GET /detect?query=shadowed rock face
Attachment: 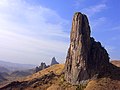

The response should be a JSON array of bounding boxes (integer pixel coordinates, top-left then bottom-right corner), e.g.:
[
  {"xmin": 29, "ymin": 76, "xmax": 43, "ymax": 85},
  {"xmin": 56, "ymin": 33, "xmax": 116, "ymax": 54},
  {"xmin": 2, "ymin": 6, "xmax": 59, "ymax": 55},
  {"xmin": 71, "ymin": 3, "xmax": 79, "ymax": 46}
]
[
  {"xmin": 64, "ymin": 12, "xmax": 109, "ymax": 85},
  {"xmin": 35, "ymin": 62, "xmax": 49, "ymax": 73},
  {"xmin": 51, "ymin": 57, "xmax": 59, "ymax": 66}
]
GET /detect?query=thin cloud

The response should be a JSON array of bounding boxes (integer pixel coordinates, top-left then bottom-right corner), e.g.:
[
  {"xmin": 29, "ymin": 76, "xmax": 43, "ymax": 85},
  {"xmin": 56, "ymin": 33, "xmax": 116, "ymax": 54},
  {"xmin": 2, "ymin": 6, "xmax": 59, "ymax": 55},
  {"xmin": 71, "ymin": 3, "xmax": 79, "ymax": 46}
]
[
  {"xmin": 82, "ymin": 4, "xmax": 107, "ymax": 16},
  {"xmin": 0, "ymin": 0, "xmax": 69, "ymax": 64},
  {"xmin": 111, "ymin": 26, "xmax": 120, "ymax": 31},
  {"xmin": 73, "ymin": 0, "xmax": 84, "ymax": 9},
  {"xmin": 90, "ymin": 17, "xmax": 106, "ymax": 31}
]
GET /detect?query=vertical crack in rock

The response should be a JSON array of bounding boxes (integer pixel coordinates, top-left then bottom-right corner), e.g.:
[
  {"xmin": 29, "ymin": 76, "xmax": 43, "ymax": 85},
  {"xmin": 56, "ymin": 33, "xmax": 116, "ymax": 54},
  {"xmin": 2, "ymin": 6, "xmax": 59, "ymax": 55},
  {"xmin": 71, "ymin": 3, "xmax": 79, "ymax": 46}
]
[{"xmin": 64, "ymin": 12, "xmax": 109, "ymax": 85}]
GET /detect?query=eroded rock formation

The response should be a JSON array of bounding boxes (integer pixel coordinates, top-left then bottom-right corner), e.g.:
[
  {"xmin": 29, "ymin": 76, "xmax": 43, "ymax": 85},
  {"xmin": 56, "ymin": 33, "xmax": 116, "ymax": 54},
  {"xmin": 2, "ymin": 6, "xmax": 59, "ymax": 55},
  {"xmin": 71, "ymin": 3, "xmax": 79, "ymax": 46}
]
[
  {"xmin": 51, "ymin": 57, "xmax": 59, "ymax": 66},
  {"xmin": 64, "ymin": 12, "xmax": 110, "ymax": 85},
  {"xmin": 35, "ymin": 62, "xmax": 49, "ymax": 72}
]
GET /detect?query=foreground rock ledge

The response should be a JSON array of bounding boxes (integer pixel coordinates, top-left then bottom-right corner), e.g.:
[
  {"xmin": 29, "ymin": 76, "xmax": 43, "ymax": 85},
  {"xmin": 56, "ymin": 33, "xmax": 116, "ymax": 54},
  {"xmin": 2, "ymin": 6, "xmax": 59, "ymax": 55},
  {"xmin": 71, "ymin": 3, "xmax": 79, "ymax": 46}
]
[{"xmin": 64, "ymin": 12, "xmax": 109, "ymax": 85}]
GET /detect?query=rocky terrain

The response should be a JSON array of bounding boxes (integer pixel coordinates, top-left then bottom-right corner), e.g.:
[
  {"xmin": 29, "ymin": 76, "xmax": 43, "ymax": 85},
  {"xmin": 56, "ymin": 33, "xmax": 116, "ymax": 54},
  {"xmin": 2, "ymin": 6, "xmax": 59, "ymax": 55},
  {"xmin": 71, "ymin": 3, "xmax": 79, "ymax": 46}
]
[
  {"xmin": 0, "ymin": 57, "xmax": 59, "ymax": 88},
  {"xmin": 35, "ymin": 62, "xmax": 49, "ymax": 73},
  {"xmin": 0, "ymin": 68, "xmax": 35, "ymax": 88},
  {"xmin": 0, "ymin": 61, "xmax": 35, "ymax": 88},
  {"xmin": 35, "ymin": 57, "xmax": 59, "ymax": 73},
  {"xmin": 1, "ymin": 63, "xmax": 120, "ymax": 90},
  {"xmin": 0, "ymin": 12, "xmax": 120, "ymax": 90},
  {"xmin": 0, "ymin": 64, "xmax": 65, "ymax": 90}
]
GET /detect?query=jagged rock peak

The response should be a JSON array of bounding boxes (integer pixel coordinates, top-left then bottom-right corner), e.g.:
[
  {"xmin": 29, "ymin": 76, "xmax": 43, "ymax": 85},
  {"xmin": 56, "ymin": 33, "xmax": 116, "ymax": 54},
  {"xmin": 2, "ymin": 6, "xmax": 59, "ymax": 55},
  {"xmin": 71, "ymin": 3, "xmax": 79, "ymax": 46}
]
[
  {"xmin": 35, "ymin": 62, "xmax": 48, "ymax": 72},
  {"xmin": 51, "ymin": 57, "xmax": 59, "ymax": 66},
  {"xmin": 64, "ymin": 12, "xmax": 109, "ymax": 85}
]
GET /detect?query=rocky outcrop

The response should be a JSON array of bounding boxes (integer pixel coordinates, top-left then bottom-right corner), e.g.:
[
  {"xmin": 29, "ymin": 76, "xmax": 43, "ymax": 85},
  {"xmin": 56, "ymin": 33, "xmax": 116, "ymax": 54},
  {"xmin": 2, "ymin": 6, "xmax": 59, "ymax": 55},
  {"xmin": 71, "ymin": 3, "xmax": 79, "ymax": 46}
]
[
  {"xmin": 35, "ymin": 57, "xmax": 59, "ymax": 73},
  {"xmin": 51, "ymin": 57, "xmax": 59, "ymax": 66},
  {"xmin": 64, "ymin": 12, "xmax": 110, "ymax": 85},
  {"xmin": 35, "ymin": 62, "xmax": 49, "ymax": 73}
]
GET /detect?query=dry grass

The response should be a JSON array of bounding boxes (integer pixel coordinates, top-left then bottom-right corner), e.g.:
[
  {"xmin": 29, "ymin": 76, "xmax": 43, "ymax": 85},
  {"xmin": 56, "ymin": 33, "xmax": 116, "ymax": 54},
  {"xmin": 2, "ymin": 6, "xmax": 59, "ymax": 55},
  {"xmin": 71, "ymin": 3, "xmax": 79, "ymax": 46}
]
[
  {"xmin": 84, "ymin": 61, "xmax": 120, "ymax": 90},
  {"xmin": 1, "ymin": 63, "xmax": 120, "ymax": 90},
  {"xmin": 25, "ymin": 64, "xmax": 64, "ymax": 81},
  {"xmin": 22, "ymin": 63, "xmax": 120, "ymax": 90},
  {"xmin": 85, "ymin": 78, "xmax": 120, "ymax": 90},
  {"xmin": 111, "ymin": 60, "xmax": 120, "ymax": 67},
  {"xmin": 0, "ymin": 64, "xmax": 65, "ymax": 90}
]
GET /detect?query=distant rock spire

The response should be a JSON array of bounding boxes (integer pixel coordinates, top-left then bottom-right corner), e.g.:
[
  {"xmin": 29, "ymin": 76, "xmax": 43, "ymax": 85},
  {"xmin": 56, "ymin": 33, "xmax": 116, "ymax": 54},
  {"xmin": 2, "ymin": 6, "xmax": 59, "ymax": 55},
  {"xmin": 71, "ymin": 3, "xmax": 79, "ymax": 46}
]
[
  {"xmin": 64, "ymin": 12, "xmax": 109, "ymax": 85},
  {"xmin": 35, "ymin": 62, "xmax": 49, "ymax": 72},
  {"xmin": 51, "ymin": 57, "xmax": 59, "ymax": 66}
]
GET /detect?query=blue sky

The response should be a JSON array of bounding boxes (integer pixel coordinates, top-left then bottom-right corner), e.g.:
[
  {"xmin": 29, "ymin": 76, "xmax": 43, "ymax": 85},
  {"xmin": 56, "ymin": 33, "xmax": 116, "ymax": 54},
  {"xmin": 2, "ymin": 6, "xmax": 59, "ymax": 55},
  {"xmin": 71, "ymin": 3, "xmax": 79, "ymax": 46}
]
[{"xmin": 0, "ymin": 0, "xmax": 120, "ymax": 65}]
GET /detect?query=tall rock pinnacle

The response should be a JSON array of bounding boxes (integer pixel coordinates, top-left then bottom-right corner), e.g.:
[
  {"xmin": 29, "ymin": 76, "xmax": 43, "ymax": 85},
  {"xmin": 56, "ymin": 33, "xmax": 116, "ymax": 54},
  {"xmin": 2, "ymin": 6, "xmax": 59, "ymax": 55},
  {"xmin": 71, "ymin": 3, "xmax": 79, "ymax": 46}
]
[
  {"xmin": 64, "ymin": 12, "xmax": 109, "ymax": 85},
  {"xmin": 51, "ymin": 57, "xmax": 59, "ymax": 66}
]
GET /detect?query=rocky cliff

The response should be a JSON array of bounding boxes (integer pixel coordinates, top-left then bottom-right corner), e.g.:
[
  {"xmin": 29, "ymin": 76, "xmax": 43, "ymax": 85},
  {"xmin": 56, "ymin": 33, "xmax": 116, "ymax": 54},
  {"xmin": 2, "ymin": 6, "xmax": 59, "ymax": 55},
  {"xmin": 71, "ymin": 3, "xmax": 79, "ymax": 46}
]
[{"xmin": 64, "ymin": 12, "xmax": 110, "ymax": 85}]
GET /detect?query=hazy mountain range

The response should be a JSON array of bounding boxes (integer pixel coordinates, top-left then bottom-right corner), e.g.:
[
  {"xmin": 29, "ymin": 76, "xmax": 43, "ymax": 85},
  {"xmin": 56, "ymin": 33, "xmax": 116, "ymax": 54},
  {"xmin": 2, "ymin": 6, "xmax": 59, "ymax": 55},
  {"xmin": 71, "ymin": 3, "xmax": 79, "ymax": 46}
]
[{"xmin": 0, "ymin": 60, "xmax": 36, "ymax": 72}]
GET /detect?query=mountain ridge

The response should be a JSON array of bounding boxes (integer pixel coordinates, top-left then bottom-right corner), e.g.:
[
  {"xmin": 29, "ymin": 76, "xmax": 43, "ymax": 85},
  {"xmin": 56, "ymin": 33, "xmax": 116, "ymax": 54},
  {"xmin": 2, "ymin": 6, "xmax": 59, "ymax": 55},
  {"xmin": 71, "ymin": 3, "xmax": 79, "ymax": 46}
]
[{"xmin": 0, "ymin": 60, "xmax": 36, "ymax": 71}]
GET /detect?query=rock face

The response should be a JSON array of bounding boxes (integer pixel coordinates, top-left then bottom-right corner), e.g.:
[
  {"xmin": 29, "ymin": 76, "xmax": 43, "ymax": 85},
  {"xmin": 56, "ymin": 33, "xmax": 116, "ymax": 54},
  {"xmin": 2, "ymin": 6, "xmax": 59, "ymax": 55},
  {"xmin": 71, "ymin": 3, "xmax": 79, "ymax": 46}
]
[
  {"xmin": 35, "ymin": 62, "xmax": 49, "ymax": 72},
  {"xmin": 64, "ymin": 12, "xmax": 109, "ymax": 85},
  {"xmin": 51, "ymin": 57, "xmax": 59, "ymax": 66}
]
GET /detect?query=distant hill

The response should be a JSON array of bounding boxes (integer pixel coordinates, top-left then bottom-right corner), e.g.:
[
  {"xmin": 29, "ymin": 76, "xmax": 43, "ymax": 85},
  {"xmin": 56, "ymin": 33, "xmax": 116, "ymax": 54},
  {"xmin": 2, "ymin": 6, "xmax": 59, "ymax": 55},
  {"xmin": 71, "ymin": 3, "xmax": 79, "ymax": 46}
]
[
  {"xmin": 0, "ymin": 72, "xmax": 9, "ymax": 78},
  {"xmin": 0, "ymin": 61, "xmax": 36, "ymax": 88},
  {"xmin": 0, "ymin": 60, "xmax": 36, "ymax": 72},
  {"xmin": 111, "ymin": 60, "xmax": 120, "ymax": 67},
  {"xmin": 0, "ymin": 66, "xmax": 10, "ymax": 73},
  {"xmin": 0, "ymin": 64, "xmax": 65, "ymax": 90},
  {"xmin": 10, "ymin": 71, "xmax": 33, "ymax": 77},
  {"xmin": 0, "ymin": 75, "xmax": 7, "ymax": 82}
]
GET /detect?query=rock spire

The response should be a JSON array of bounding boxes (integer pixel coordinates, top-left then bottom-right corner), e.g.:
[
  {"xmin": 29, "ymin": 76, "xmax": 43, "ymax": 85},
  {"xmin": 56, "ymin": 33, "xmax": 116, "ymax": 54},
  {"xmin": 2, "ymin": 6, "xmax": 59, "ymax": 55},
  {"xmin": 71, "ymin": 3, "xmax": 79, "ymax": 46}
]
[
  {"xmin": 64, "ymin": 12, "xmax": 109, "ymax": 85},
  {"xmin": 51, "ymin": 57, "xmax": 59, "ymax": 66}
]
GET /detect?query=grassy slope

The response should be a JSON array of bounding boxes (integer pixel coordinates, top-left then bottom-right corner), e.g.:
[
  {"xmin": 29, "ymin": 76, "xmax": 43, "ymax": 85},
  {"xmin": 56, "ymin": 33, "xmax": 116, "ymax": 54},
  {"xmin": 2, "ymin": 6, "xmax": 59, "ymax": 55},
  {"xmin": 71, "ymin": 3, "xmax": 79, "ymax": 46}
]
[
  {"xmin": 85, "ymin": 61, "xmax": 120, "ymax": 90},
  {"xmin": 1, "ymin": 61, "xmax": 120, "ymax": 90},
  {"xmin": 25, "ymin": 62, "xmax": 120, "ymax": 90},
  {"xmin": 0, "ymin": 64, "xmax": 65, "ymax": 90},
  {"xmin": 85, "ymin": 78, "xmax": 120, "ymax": 90},
  {"xmin": 111, "ymin": 60, "xmax": 120, "ymax": 67},
  {"xmin": 25, "ymin": 64, "xmax": 64, "ymax": 81}
]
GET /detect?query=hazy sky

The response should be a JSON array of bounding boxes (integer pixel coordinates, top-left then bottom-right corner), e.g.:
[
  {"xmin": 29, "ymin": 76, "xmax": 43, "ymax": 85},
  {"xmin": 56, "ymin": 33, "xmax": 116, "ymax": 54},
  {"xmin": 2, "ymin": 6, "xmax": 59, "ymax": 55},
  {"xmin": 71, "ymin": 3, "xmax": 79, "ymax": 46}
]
[{"xmin": 0, "ymin": 0, "xmax": 120, "ymax": 65}]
